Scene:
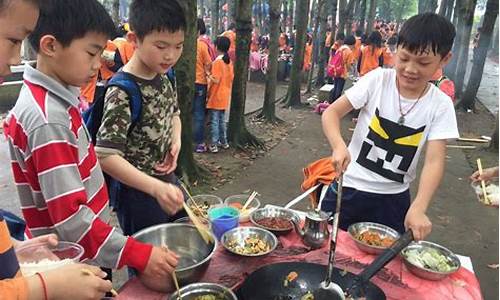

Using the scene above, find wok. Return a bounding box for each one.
[236,230,414,300]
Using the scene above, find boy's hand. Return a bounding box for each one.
[331,144,351,173]
[141,246,179,278]
[155,141,181,175]
[42,264,112,300]
[151,180,184,215]
[14,233,58,249]
[404,206,432,241]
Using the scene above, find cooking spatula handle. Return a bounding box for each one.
[358,229,414,282]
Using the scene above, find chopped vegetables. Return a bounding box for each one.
[256,217,293,230]
[356,230,395,248]
[403,247,456,273]
[190,201,212,219]
[193,294,225,300]
[283,271,298,287]
[227,236,270,255]
[300,291,314,300]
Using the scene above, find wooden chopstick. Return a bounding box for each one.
[81,269,118,297]
[179,183,213,244]
[179,182,203,214]
[476,159,491,204]
[172,271,182,300]
[241,191,258,211]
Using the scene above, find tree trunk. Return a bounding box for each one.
[315,0,331,87]
[306,0,324,93]
[227,0,263,148]
[344,0,358,35]
[439,0,448,15]
[428,0,438,13]
[262,0,281,122]
[199,0,205,17]
[211,0,220,39]
[112,0,120,25]
[309,0,317,29]
[228,0,236,26]
[331,0,338,32]
[454,0,477,99]
[461,0,498,111]
[359,0,367,33]
[338,0,347,36]
[282,0,288,32]
[176,0,207,183]
[288,0,295,34]
[285,0,311,107]
[452,0,461,27]
[445,0,455,20]
[492,18,499,52]
[365,0,376,34]
[490,113,499,151]
[446,0,465,80]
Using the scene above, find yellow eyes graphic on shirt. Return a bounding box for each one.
[369,115,423,147]
[369,116,389,139]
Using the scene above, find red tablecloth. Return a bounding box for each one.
[117,229,482,300]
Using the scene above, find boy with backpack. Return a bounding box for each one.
[321,13,458,241]
[328,35,356,103]
[94,0,186,237]
[3,0,178,291]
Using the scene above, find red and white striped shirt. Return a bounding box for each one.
[3,65,151,271]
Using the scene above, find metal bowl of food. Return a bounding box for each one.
[401,241,461,281]
[187,194,224,222]
[224,194,261,222]
[132,223,217,285]
[221,226,277,257]
[250,207,298,234]
[169,282,237,300]
[348,222,400,255]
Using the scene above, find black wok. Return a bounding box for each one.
[236,230,414,300]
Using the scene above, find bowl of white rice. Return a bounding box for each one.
[16,241,84,276]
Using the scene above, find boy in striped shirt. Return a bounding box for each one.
[3,0,178,289]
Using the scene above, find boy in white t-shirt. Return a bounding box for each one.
[321,13,458,241]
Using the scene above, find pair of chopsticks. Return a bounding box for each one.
[81,269,118,297]
[179,183,213,244]
[241,191,258,212]
[476,159,491,204]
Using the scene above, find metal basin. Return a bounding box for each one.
[221,226,278,257]
[133,223,217,285]
[169,282,237,300]
[250,207,298,235]
[348,222,400,255]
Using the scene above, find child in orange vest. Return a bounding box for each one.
[358,31,384,76]
[207,36,234,153]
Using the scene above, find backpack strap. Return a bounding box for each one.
[106,71,143,137]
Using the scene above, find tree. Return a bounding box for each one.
[490,113,499,151]
[338,0,347,35]
[227,0,263,148]
[461,0,498,111]
[284,0,311,107]
[445,0,455,20]
[176,0,207,183]
[344,0,359,35]
[438,0,448,15]
[211,0,220,40]
[288,0,295,35]
[365,0,376,34]
[282,0,289,31]
[199,0,206,17]
[359,0,367,32]
[446,0,465,80]
[315,0,332,87]
[306,0,324,93]
[112,0,120,25]
[454,0,477,99]
[261,0,282,123]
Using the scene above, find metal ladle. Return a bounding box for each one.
[318,175,345,300]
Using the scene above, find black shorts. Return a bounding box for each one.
[320,182,411,234]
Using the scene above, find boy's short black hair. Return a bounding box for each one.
[28,0,115,52]
[197,18,206,35]
[355,29,363,37]
[398,12,455,57]
[387,36,398,45]
[129,0,186,40]
[335,32,345,41]
[344,35,356,46]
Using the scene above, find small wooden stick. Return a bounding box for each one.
[477,159,491,204]
[172,271,182,300]
[81,269,118,297]
[179,182,203,213]
[241,191,258,211]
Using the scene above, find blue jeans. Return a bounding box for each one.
[320,182,410,234]
[192,84,207,144]
[209,109,227,145]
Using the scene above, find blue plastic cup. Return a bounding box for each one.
[208,206,240,240]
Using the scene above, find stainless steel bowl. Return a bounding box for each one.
[250,207,298,234]
[348,222,400,254]
[221,226,278,257]
[401,241,461,281]
[132,223,217,285]
[169,282,237,300]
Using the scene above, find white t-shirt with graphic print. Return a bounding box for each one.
[342,68,459,194]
